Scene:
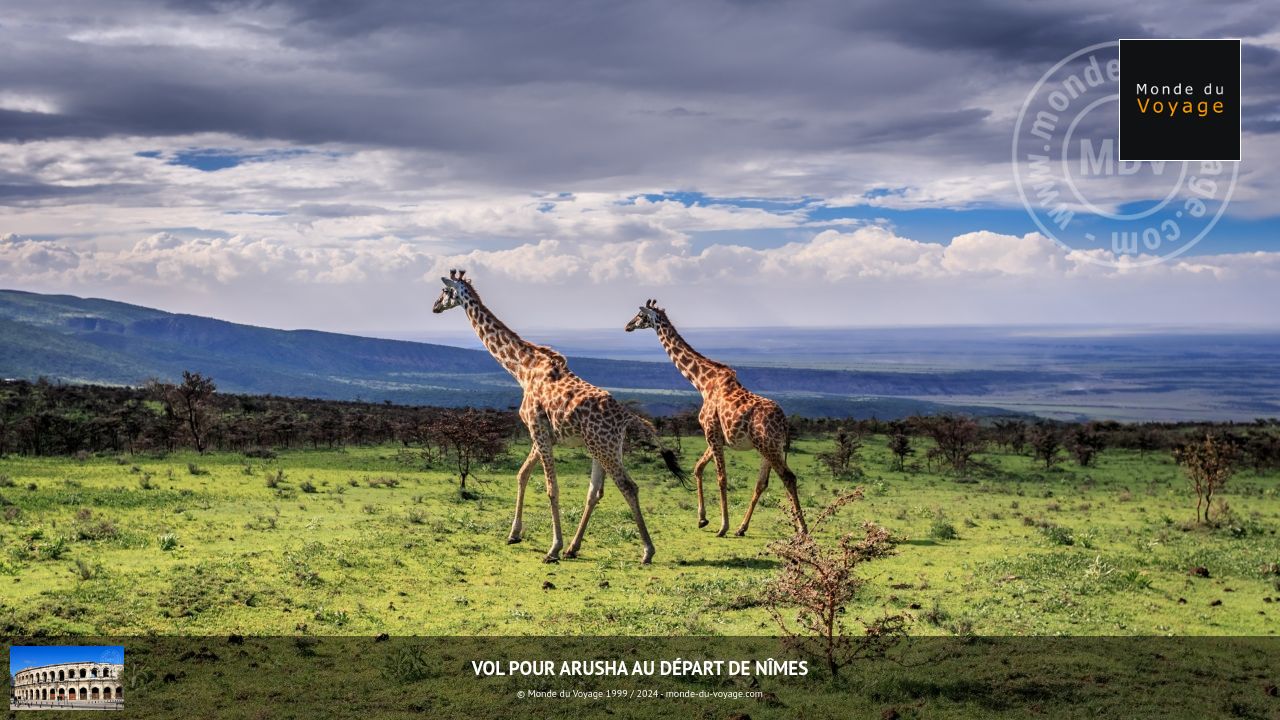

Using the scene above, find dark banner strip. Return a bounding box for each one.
[5,637,1280,718]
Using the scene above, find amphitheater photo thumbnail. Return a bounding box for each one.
[9,646,124,711]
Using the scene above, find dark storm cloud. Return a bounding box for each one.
[843,0,1148,62]
[1,0,1277,192]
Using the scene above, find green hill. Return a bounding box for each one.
[0,289,1018,418]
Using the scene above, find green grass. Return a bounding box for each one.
[1,437,1279,636]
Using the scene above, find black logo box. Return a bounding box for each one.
[1119,38,1241,162]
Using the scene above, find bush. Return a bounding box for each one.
[37,536,69,561]
[1038,522,1074,546]
[75,558,102,580]
[929,518,959,541]
[159,533,179,551]
[764,489,909,680]
[73,511,119,541]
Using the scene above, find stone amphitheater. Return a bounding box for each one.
[11,661,124,705]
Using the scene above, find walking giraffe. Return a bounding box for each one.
[433,270,686,563]
[625,300,807,537]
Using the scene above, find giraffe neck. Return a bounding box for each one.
[655,318,723,393]
[460,293,541,380]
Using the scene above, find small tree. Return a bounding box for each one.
[424,408,513,489]
[818,426,861,478]
[1068,424,1105,467]
[919,415,982,475]
[886,422,914,471]
[993,419,1028,454]
[1133,426,1160,458]
[1028,422,1062,469]
[1173,433,1241,524]
[764,489,909,680]
[163,371,216,453]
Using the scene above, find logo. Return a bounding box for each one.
[1012,41,1238,267]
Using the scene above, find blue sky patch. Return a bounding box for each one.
[134,148,314,172]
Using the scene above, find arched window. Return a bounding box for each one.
[91,687,100,700]
[58,670,65,681]
[80,668,86,678]
[91,668,97,678]
[79,687,87,700]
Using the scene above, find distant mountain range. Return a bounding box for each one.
[0,289,1018,419]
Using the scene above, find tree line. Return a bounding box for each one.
[0,376,516,459]
[2,377,1279,483]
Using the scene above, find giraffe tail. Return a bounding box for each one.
[627,414,690,487]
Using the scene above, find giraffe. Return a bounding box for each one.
[625,300,807,537]
[432,270,686,564]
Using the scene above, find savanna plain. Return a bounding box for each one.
[2,435,1278,638]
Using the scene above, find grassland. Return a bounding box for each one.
[2,437,1279,637]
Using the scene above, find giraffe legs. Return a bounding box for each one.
[711,444,729,537]
[734,457,772,536]
[602,454,655,564]
[736,449,807,536]
[530,428,563,563]
[563,459,604,558]
[780,458,808,535]
[692,445,715,528]
[507,447,539,544]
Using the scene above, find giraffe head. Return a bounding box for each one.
[432,268,474,313]
[624,299,666,332]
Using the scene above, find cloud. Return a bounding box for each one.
[5,227,1278,330]
[0,1,1278,332]
[0,1,1275,210]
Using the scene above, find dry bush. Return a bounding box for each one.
[1174,433,1242,524]
[764,488,910,679]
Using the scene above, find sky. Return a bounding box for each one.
[9,646,124,676]
[1,0,1279,333]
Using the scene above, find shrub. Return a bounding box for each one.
[37,536,69,561]
[929,518,959,541]
[1174,433,1242,524]
[1038,522,1074,546]
[818,427,862,478]
[764,489,909,680]
[75,558,102,581]
[187,463,208,476]
[159,533,179,551]
[73,512,119,541]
